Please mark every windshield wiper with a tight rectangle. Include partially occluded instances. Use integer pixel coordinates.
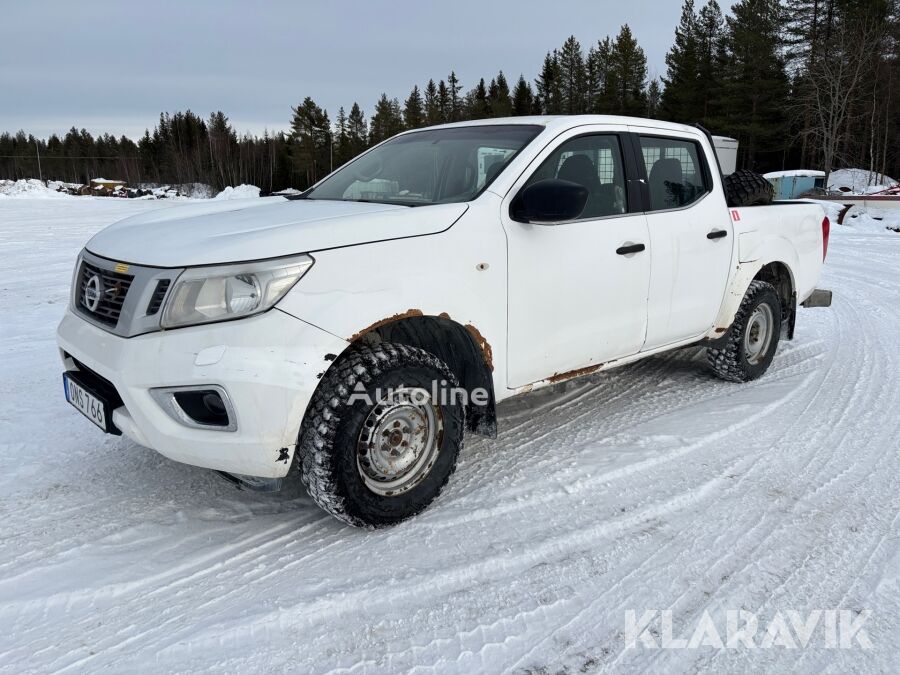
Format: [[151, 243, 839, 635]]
[[284, 190, 312, 201]]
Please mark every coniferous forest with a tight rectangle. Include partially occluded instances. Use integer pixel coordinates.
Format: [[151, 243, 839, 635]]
[[1, 0, 897, 192]]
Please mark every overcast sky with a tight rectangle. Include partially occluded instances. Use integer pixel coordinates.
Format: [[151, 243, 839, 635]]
[[1, 0, 685, 140]]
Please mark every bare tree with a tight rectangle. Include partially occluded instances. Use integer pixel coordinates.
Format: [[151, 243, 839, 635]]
[[796, 14, 885, 184]]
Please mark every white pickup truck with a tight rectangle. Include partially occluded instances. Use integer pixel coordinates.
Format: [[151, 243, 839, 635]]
[[57, 116, 831, 527]]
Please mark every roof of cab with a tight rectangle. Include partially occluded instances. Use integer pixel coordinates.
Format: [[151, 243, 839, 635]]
[[410, 115, 701, 136]]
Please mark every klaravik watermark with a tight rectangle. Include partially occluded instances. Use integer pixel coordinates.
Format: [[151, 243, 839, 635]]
[[624, 609, 872, 650]]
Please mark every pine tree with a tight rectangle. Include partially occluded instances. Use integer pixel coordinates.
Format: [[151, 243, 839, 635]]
[[447, 72, 463, 121], [489, 71, 512, 117], [558, 36, 587, 114], [437, 80, 451, 123], [334, 106, 351, 168], [208, 111, 238, 188], [403, 85, 425, 129], [784, 0, 832, 68], [370, 94, 404, 143], [660, 0, 701, 122], [347, 102, 368, 158], [719, 0, 790, 170], [586, 38, 615, 113], [289, 98, 331, 187], [511, 75, 536, 115], [424, 79, 441, 125], [609, 25, 648, 116], [696, 1, 726, 125], [466, 78, 491, 119], [535, 51, 563, 114]]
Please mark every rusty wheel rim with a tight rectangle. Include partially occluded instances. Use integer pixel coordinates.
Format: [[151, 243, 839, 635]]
[[356, 387, 442, 497], [744, 303, 774, 365]]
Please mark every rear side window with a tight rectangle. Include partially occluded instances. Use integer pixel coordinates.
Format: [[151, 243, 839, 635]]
[[639, 136, 710, 211], [522, 134, 627, 219]]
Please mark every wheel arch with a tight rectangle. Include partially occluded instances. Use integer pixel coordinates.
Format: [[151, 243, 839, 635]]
[[711, 257, 797, 343], [329, 313, 498, 438], [753, 261, 797, 338]]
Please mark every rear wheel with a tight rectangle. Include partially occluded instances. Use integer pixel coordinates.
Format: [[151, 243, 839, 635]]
[[297, 342, 464, 528], [708, 280, 782, 382]]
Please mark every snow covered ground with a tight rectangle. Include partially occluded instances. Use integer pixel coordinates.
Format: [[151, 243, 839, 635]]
[[1, 197, 898, 674], [827, 168, 897, 194]]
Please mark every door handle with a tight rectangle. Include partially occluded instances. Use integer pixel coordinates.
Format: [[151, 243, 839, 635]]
[[616, 243, 646, 255], [707, 229, 728, 240]]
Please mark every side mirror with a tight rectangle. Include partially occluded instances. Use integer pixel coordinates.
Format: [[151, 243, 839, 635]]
[[512, 179, 588, 224]]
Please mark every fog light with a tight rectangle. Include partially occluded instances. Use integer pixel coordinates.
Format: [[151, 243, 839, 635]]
[[150, 385, 237, 431]]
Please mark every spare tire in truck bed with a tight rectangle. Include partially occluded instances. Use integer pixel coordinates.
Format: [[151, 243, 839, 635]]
[[724, 169, 775, 207]]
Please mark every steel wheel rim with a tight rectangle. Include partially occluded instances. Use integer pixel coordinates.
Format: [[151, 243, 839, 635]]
[[744, 303, 774, 365], [356, 387, 443, 497]]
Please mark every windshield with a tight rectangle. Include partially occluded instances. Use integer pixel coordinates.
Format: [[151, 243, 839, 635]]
[[304, 125, 543, 206]]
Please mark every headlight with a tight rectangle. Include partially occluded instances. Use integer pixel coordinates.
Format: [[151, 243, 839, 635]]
[[161, 254, 314, 328]]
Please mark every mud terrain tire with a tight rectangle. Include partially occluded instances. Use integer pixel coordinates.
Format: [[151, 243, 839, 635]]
[[724, 169, 774, 207], [297, 342, 464, 528], [708, 280, 782, 383]]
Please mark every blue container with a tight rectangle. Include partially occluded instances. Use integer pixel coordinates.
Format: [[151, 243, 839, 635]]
[[764, 171, 826, 199]]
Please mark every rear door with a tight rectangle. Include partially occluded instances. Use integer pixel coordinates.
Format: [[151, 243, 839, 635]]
[[628, 130, 734, 349], [501, 126, 651, 388]]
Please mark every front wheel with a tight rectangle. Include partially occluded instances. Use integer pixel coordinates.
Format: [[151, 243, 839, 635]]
[[708, 280, 782, 382], [297, 342, 464, 528]]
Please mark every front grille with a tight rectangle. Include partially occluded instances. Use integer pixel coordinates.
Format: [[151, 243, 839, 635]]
[[146, 279, 170, 316], [77, 260, 133, 327]]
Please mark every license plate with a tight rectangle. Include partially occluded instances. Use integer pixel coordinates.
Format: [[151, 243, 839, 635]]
[[64, 372, 111, 432]]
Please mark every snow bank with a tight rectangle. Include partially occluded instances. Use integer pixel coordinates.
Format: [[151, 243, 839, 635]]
[[843, 208, 900, 233], [214, 184, 261, 200], [0, 179, 71, 199], [804, 198, 900, 234], [828, 168, 897, 194], [802, 199, 844, 224]]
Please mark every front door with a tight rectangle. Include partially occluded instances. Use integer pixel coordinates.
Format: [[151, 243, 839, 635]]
[[502, 129, 651, 388]]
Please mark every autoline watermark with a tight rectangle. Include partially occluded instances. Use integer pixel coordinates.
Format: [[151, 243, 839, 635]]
[[624, 609, 872, 650], [347, 380, 490, 408]]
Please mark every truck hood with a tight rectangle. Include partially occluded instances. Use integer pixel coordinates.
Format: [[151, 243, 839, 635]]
[[86, 198, 468, 267]]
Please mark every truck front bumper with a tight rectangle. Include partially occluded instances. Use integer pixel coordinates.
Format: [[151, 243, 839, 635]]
[[56, 308, 348, 478]]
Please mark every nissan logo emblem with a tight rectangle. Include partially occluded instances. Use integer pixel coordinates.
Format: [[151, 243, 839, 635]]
[[83, 274, 102, 312]]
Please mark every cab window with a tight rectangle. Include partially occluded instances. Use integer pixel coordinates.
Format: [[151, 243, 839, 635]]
[[522, 134, 627, 219], [639, 136, 710, 211]]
